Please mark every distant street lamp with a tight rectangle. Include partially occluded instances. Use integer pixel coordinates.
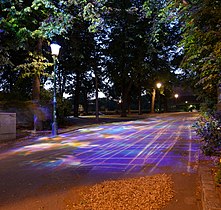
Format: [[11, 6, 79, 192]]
[[174, 93, 179, 111], [157, 82, 162, 112], [174, 94, 179, 99], [156, 82, 162, 89], [50, 43, 61, 137]]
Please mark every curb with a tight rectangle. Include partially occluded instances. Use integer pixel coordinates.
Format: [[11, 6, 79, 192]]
[[199, 165, 221, 210]]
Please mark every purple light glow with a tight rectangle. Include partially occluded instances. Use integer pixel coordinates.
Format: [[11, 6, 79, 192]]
[[0, 114, 201, 175]]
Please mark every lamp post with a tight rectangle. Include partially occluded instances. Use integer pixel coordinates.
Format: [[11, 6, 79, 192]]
[[156, 82, 162, 112], [151, 82, 162, 113], [174, 93, 179, 111], [50, 43, 61, 137]]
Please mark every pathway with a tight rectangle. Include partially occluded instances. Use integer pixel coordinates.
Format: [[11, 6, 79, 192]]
[[0, 112, 202, 209]]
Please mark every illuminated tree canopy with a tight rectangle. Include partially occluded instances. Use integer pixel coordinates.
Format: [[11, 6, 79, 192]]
[[0, 0, 220, 120]]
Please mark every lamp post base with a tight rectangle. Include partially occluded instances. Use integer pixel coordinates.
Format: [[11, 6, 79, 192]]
[[52, 122, 57, 137]]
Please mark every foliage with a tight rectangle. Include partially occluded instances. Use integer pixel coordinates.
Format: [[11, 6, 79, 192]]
[[0, 0, 70, 103], [0, 0, 210, 128], [57, 15, 100, 117], [56, 98, 72, 124], [102, 0, 148, 113], [0, 0, 106, 86], [15, 52, 52, 77], [193, 111, 221, 156], [0, 64, 36, 101], [99, 0, 181, 116], [0, 0, 97, 41], [179, 0, 221, 109]]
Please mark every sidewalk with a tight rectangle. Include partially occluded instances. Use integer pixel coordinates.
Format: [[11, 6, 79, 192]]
[[199, 160, 221, 210]]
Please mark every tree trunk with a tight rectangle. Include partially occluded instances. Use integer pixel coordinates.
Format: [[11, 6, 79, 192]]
[[32, 75, 40, 101], [121, 100, 127, 117], [121, 80, 133, 117], [151, 88, 156, 113], [32, 74, 42, 131], [32, 39, 43, 131], [164, 95, 168, 112], [158, 92, 161, 113], [95, 74, 99, 122], [121, 89, 128, 117], [74, 71, 80, 117], [83, 91, 88, 115], [138, 88, 142, 115], [127, 95, 131, 114]]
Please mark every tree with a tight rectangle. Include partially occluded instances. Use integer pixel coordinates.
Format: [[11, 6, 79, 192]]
[[177, 0, 221, 110], [0, 0, 73, 129], [101, 0, 180, 115], [58, 19, 101, 117], [0, 0, 106, 127], [101, 0, 154, 116]]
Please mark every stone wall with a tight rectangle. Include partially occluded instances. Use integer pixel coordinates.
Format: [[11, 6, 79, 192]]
[[0, 101, 52, 130], [0, 113, 16, 141]]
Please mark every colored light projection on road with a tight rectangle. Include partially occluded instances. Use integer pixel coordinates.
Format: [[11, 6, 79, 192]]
[[0, 116, 200, 175]]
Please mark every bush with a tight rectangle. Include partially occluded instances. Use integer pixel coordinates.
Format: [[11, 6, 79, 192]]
[[57, 98, 72, 124], [193, 111, 221, 156]]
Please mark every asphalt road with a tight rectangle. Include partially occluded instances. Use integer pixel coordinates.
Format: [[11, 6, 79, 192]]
[[0, 112, 202, 209]]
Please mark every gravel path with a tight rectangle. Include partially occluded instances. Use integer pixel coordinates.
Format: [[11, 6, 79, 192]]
[[67, 174, 173, 210]]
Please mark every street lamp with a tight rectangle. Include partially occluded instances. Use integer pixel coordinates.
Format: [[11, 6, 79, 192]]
[[50, 43, 61, 137], [156, 82, 162, 112], [156, 82, 162, 89], [174, 94, 179, 99], [151, 82, 162, 113], [174, 93, 179, 111]]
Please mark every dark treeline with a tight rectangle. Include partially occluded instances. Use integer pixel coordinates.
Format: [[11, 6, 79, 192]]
[[0, 0, 220, 127]]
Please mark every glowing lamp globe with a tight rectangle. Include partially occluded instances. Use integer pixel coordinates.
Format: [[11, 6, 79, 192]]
[[50, 43, 61, 56], [156, 83, 162, 89]]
